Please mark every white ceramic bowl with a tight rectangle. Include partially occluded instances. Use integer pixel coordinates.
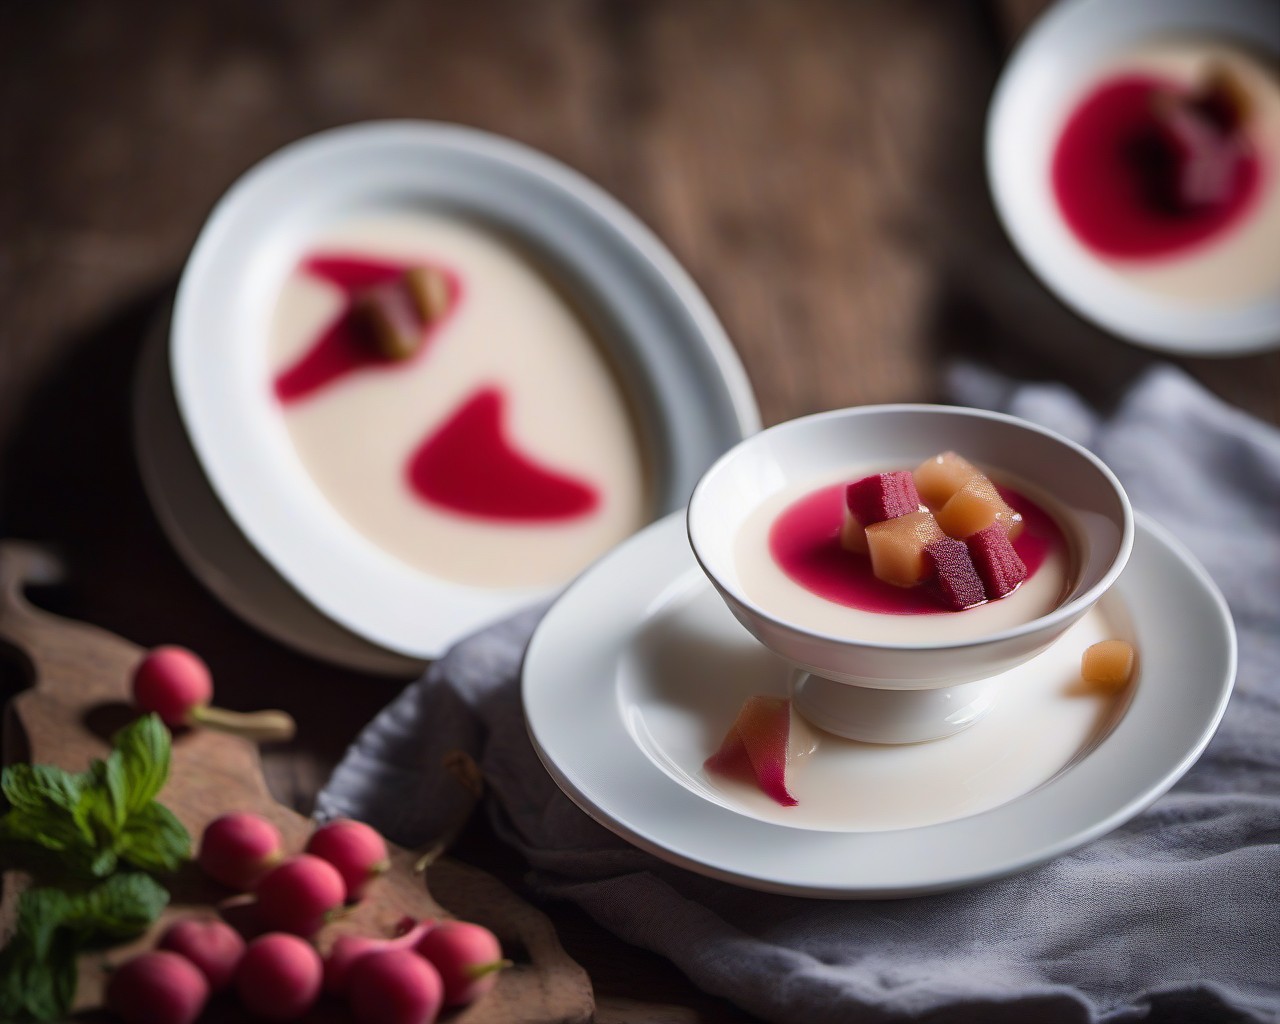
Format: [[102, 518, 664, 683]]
[[170, 121, 758, 660], [687, 405, 1133, 739], [987, 0, 1280, 355]]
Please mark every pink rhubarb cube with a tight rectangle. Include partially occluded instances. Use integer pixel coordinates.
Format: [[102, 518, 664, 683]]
[[965, 523, 1027, 600], [845, 471, 921, 527], [924, 536, 986, 610]]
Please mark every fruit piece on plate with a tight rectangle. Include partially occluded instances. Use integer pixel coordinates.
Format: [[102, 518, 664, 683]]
[[913, 451, 981, 507], [865, 508, 944, 587], [352, 272, 431, 361], [966, 522, 1027, 599], [924, 536, 986, 610], [839, 507, 869, 554], [1081, 640, 1136, 690], [935, 475, 1023, 540], [845, 471, 921, 528], [404, 266, 451, 324], [704, 696, 797, 807]]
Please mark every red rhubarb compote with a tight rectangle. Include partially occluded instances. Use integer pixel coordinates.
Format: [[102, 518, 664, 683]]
[[1049, 39, 1280, 307]]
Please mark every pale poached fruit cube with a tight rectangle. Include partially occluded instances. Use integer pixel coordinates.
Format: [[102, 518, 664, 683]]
[[935, 475, 1024, 541], [1081, 640, 1135, 690], [865, 509, 945, 588], [913, 450, 980, 507]]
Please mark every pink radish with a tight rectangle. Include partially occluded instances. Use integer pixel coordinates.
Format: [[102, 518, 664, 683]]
[[198, 812, 284, 890], [131, 645, 296, 741], [234, 932, 322, 1021], [106, 950, 209, 1024], [346, 947, 444, 1024], [306, 818, 390, 900], [157, 917, 246, 991], [324, 920, 433, 994], [255, 854, 346, 937], [414, 919, 510, 1007]]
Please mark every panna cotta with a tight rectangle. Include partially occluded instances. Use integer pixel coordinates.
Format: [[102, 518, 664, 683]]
[[734, 464, 1077, 644], [1051, 36, 1280, 307], [269, 211, 649, 589]]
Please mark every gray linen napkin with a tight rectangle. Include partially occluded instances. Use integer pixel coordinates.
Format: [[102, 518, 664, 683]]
[[317, 365, 1280, 1024]]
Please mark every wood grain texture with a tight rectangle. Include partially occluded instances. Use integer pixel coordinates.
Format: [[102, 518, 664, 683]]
[[0, 541, 594, 1023], [1, 2, 1276, 1022]]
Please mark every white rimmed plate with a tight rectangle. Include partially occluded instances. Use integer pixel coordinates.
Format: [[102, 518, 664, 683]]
[[171, 122, 759, 660], [135, 315, 425, 676], [523, 511, 1236, 898], [987, 0, 1280, 355]]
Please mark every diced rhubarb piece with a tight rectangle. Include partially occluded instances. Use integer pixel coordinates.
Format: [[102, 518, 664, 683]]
[[405, 266, 451, 323], [865, 509, 944, 588], [966, 523, 1027, 599], [352, 278, 426, 360], [704, 696, 796, 807], [924, 536, 985, 610], [839, 507, 868, 554], [1147, 101, 1246, 212], [913, 451, 981, 508], [845, 471, 921, 528], [1081, 640, 1135, 691], [935, 475, 1023, 540]]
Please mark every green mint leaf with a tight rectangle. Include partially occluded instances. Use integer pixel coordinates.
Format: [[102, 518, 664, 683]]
[[83, 751, 128, 842], [63, 871, 169, 939], [2, 763, 85, 815], [118, 801, 190, 875], [113, 714, 170, 813]]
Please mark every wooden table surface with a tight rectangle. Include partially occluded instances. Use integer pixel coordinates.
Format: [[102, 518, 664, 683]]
[[2, 2, 1277, 1021]]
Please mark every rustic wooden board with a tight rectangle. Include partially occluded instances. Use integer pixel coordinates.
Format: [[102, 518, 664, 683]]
[[0, 540, 595, 1024]]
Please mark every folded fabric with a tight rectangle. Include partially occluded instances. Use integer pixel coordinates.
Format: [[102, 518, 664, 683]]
[[318, 364, 1280, 1024]]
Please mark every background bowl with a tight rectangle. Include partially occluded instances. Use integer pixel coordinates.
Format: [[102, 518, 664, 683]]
[[687, 405, 1133, 692], [987, 0, 1280, 355]]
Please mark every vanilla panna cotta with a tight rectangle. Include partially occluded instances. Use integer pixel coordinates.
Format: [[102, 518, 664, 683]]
[[269, 212, 650, 590]]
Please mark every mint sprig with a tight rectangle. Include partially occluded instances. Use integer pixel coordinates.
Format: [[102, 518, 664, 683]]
[[0, 714, 190, 1021], [0, 714, 189, 879]]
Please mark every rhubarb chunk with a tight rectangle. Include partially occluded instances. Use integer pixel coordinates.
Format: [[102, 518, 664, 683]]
[[925, 536, 986, 610], [1081, 640, 1135, 691], [935, 475, 1023, 540], [966, 523, 1027, 599], [865, 509, 944, 587], [845, 472, 921, 528], [352, 279, 427, 360], [405, 266, 451, 323], [704, 696, 796, 807], [913, 451, 981, 507], [839, 507, 868, 554]]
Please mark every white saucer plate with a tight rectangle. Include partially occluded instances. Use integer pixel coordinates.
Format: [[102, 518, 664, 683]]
[[523, 511, 1236, 898], [171, 122, 759, 660], [987, 0, 1280, 355]]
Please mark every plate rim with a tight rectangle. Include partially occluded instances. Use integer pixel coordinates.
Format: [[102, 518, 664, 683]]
[[171, 120, 760, 659], [523, 509, 1237, 898]]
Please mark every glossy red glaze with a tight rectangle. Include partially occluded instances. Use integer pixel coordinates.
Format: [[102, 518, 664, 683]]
[[768, 482, 1062, 613], [273, 255, 461, 403], [1051, 75, 1261, 259], [406, 387, 599, 522]]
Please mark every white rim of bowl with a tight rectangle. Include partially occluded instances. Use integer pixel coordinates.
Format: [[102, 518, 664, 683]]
[[686, 403, 1135, 653]]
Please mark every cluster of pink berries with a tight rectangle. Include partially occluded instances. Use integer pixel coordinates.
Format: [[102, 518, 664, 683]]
[[106, 812, 507, 1023]]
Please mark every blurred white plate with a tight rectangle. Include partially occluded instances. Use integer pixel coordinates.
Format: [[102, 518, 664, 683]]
[[170, 122, 759, 660], [524, 511, 1235, 898], [135, 318, 425, 675], [987, 0, 1280, 355]]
